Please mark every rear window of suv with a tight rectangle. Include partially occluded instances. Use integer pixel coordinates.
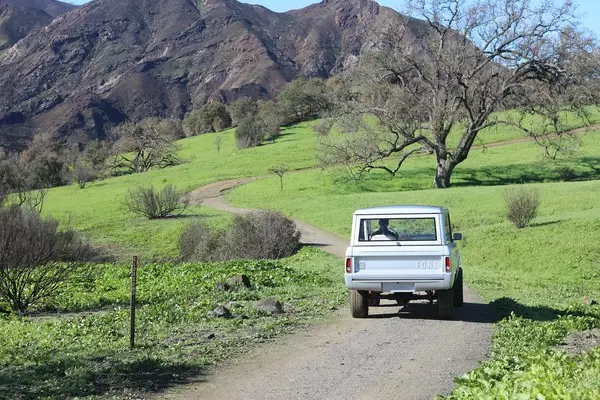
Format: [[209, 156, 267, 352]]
[[358, 217, 437, 242]]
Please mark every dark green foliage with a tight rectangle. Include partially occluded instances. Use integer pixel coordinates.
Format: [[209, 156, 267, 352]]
[[278, 77, 333, 125], [229, 97, 259, 126], [0, 206, 95, 314], [124, 184, 189, 219], [505, 187, 540, 228], [183, 102, 232, 135], [235, 118, 266, 149], [259, 100, 283, 142], [180, 211, 301, 261]]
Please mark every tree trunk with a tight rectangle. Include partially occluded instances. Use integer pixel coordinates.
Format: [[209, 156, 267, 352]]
[[434, 161, 453, 188]]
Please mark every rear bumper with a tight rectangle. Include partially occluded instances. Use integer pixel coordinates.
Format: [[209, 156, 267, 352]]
[[345, 274, 452, 292]]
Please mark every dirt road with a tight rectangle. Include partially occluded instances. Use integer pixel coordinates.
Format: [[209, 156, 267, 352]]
[[174, 180, 495, 400]]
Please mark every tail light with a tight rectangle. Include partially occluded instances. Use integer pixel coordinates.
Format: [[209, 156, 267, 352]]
[[445, 256, 451, 272], [345, 258, 352, 273]]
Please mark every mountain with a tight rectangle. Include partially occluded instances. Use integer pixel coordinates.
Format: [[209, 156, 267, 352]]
[[0, 0, 77, 18], [0, 4, 53, 51], [0, 0, 428, 151]]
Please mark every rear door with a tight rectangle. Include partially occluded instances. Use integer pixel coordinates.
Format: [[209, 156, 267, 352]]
[[350, 214, 447, 282]]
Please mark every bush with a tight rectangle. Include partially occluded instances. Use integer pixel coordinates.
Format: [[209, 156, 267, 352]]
[[235, 118, 265, 149], [0, 206, 96, 314], [505, 187, 540, 228], [183, 102, 232, 135], [125, 184, 189, 219], [180, 211, 301, 261], [179, 222, 223, 261]]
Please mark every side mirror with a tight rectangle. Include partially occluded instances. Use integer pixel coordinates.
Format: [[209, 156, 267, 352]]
[[452, 232, 463, 241]]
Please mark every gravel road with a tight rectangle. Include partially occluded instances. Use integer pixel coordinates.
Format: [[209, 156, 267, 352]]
[[170, 180, 495, 400]]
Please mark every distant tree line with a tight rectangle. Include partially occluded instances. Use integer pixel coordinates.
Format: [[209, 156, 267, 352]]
[[0, 76, 334, 199], [183, 77, 333, 149]]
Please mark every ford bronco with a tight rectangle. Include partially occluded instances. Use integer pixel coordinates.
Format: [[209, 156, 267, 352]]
[[344, 206, 463, 319]]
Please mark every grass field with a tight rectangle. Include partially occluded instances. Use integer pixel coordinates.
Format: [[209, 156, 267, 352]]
[[7, 115, 600, 399]]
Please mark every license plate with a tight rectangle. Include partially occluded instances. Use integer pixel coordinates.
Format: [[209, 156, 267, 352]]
[[383, 282, 415, 292]]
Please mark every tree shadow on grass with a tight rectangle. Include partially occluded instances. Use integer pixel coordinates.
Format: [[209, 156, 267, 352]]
[[490, 297, 600, 321], [454, 157, 600, 187], [0, 355, 206, 399]]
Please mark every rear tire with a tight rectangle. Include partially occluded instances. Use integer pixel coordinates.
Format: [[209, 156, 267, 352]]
[[350, 290, 369, 318], [437, 287, 454, 320], [454, 267, 464, 307]]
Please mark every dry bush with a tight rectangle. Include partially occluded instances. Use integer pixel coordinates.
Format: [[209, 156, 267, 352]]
[[125, 184, 188, 219], [180, 211, 301, 261], [0, 206, 96, 314], [505, 187, 540, 229], [179, 222, 223, 262]]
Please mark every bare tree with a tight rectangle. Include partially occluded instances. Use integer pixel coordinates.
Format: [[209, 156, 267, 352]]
[[0, 206, 96, 314], [215, 135, 223, 155], [320, 0, 600, 188], [269, 164, 289, 192], [111, 118, 181, 174], [0, 154, 48, 213]]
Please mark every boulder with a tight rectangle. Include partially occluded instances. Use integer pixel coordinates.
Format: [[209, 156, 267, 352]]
[[206, 305, 232, 319], [255, 298, 284, 315]]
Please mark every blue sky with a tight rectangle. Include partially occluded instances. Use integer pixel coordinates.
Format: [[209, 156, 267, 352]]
[[65, 0, 600, 37]]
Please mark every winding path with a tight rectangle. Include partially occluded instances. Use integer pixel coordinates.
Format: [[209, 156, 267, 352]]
[[166, 180, 496, 400]]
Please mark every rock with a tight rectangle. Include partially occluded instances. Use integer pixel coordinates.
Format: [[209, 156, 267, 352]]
[[227, 274, 251, 289], [215, 282, 232, 292], [206, 305, 232, 319], [255, 298, 284, 315], [205, 333, 216, 340], [583, 296, 598, 306]]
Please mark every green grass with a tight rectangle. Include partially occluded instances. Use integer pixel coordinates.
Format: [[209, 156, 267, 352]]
[[0, 247, 346, 399], [42, 122, 318, 261]]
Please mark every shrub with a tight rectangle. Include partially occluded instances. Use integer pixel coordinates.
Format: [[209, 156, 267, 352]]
[[180, 211, 301, 261], [235, 118, 265, 149], [0, 206, 96, 314], [229, 97, 259, 126], [505, 187, 540, 228], [183, 102, 232, 135], [179, 222, 223, 261], [125, 184, 189, 219], [225, 211, 301, 260], [73, 162, 97, 189]]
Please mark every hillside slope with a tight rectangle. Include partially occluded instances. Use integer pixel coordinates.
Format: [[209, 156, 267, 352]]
[[0, 4, 53, 51], [0, 0, 76, 18], [0, 0, 428, 151]]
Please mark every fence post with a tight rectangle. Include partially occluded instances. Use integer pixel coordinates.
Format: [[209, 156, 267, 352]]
[[130, 256, 138, 349]]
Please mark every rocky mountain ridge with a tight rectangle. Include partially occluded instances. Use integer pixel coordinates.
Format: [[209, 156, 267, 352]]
[[0, 0, 428, 151]]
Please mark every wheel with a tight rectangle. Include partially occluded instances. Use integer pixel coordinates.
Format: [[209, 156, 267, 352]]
[[437, 287, 454, 320], [454, 267, 464, 307], [350, 290, 369, 318]]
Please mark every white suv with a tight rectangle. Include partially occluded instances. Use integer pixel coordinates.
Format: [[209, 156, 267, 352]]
[[344, 206, 463, 319]]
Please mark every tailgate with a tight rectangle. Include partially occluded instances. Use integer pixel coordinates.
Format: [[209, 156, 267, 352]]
[[352, 249, 446, 281]]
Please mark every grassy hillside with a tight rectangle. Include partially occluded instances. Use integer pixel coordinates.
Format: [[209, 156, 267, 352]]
[[42, 116, 599, 261], [228, 133, 600, 398], [41, 122, 318, 261]]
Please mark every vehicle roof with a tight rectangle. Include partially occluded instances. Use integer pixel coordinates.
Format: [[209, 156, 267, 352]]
[[353, 205, 447, 215]]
